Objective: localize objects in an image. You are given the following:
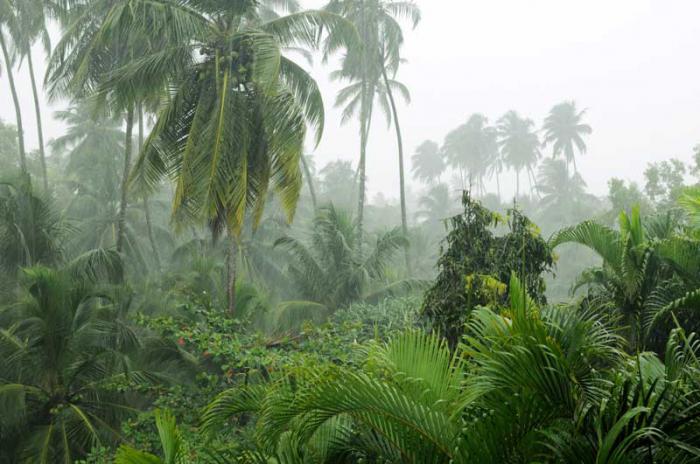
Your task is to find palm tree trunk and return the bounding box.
[381,65,410,272]
[116,105,134,253]
[300,154,318,211]
[138,105,161,270]
[0,29,27,175]
[496,170,501,200]
[226,233,238,315]
[356,84,372,247]
[26,50,48,191]
[528,165,541,200]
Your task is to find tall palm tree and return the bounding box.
[542,100,592,172]
[443,114,498,195]
[324,0,420,246]
[497,110,540,198]
[115,1,355,314]
[412,139,445,185]
[9,0,51,190]
[0,6,27,175]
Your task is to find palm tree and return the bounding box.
[200,277,700,462]
[542,100,592,172]
[0,178,65,276]
[412,140,445,184]
[0,7,27,175]
[551,207,700,351]
[537,158,593,221]
[0,255,134,461]
[117,1,355,314]
[415,183,454,225]
[214,277,700,462]
[324,0,420,246]
[9,0,51,190]
[497,110,540,198]
[274,204,408,314]
[443,114,498,195]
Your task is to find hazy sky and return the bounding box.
[2,0,700,202]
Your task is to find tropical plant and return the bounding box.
[274,204,409,319]
[542,100,592,172]
[536,158,595,223]
[114,410,183,464]
[422,192,554,345]
[415,183,455,226]
[497,110,540,197]
[0,5,28,175]
[324,0,420,245]
[196,277,700,463]
[0,178,65,277]
[6,0,51,190]
[550,206,700,351]
[411,139,445,185]
[442,113,498,195]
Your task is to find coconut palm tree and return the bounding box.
[443,114,498,195]
[0,6,27,175]
[324,0,420,246]
[113,1,356,314]
[497,110,540,198]
[8,0,51,190]
[542,100,592,172]
[412,140,445,185]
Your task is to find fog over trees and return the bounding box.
[2,1,700,463]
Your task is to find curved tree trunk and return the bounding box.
[138,105,161,270]
[300,154,318,211]
[27,50,48,192]
[0,29,27,175]
[226,233,238,315]
[381,65,410,273]
[116,105,134,253]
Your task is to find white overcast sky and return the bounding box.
[2,0,700,201]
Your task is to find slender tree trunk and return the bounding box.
[496,170,501,200]
[138,105,161,270]
[226,233,238,315]
[300,154,318,211]
[572,154,578,173]
[26,50,48,191]
[1,29,27,175]
[116,105,134,253]
[381,66,410,272]
[356,84,372,247]
[528,165,541,200]
[516,169,520,198]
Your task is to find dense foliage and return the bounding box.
[2,0,700,463]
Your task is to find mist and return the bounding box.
[3,1,700,462]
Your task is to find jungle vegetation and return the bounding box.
[2,0,700,463]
